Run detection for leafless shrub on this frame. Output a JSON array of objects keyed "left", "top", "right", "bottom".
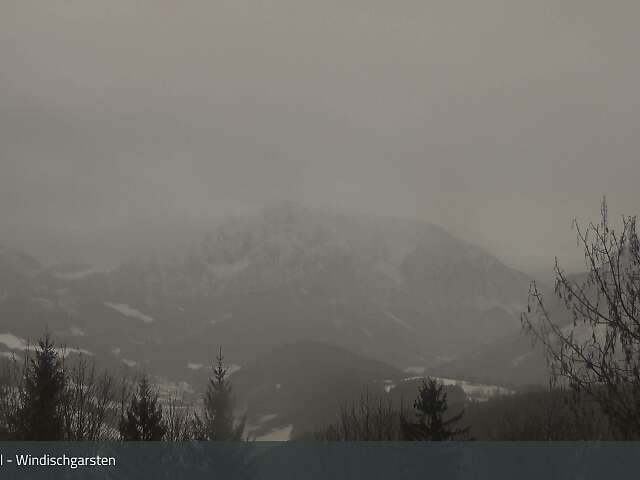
[{"left": 315, "top": 390, "right": 403, "bottom": 441}]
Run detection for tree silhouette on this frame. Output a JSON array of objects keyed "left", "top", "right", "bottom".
[
  {"left": 315, "top": 390, "right": 401, "bottom": 440},
  {"left": 61, "top": 358, "right": 118, "bottom": 440},
  {"left": 119, "top": 375, "right": 166, "bottom": 441},
  {"left": 194, "top": 347, "right": 244, "bottom": 440},
  {"left": 401, "top": 378, "right": 469, "bottom": 441},
  {"left": 12, "top": 334, "right": 66, "bottom": 440},
  {"left": 523, "top": 198, "right": 640, "bottom": 438}
]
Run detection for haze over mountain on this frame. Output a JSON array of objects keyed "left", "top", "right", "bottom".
[
  {"left": 0, "top": 203, "right": 543, "bottom": 385},
  {"left": 3, "top": 0, "right": 640, "bottom": 280}
]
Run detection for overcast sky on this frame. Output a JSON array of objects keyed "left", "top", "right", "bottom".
[{"left": 1, "top": 0, "right": 639, "bottom": 276}]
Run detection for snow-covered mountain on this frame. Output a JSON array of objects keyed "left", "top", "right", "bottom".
[{"left": 0, "top": 203, "right": 539, "bottom": 387}]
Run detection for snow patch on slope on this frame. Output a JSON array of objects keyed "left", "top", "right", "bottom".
[
  {"left": 402, "top": 375, "right": 513, "bottom": 402},
  {"left": 105, "top": 303, "right": 155, "bottom": 324},
  {"left": 53, "top": 268, "right": 102, "bottom": 280},
  {"left": 0, "top": 333, "right": 27, "bottom": 350},
  {"left": 384, "top": 310, "right": 415, "bottom": 331},
  {"left": 256, "top": 424, "right": 293, "bottom": 441},
  {"left": 0, "top": 333, "right": 92, "bottom": 357}
]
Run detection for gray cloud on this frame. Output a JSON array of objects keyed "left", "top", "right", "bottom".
[{"left": 1, "top": 0, "right": 639, "bottom": 277}]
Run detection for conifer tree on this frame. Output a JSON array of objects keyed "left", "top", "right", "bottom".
[
  {"left": 195, "top": 347, "right": 244, "bottom": 440},
  {"left": 400, "top": 378, "right": 469, "bottom": 441},
  {"left": 13, "top": 334, "right": 66, "bottom": 440},
  {"left": 119, "top": 375, "right": 167, "bottom": 441}
]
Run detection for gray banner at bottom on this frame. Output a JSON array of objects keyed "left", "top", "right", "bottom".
[{"left": 0, "top": 442, "right": 635, "bottom": 479}]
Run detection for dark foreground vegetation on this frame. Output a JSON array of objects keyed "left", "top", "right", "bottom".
[
  {"left": 0, "top": 336, "right": 245, "bottom": 441},
  {"left": 0, "top": 330, "right": 622, "bottom": 441}
]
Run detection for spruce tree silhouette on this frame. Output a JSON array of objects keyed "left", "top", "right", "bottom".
[
  {"left": 13, "top": 334, "right": 66, "bottom": 440},
  {"left": 195, "top": 347, "right": 244, "bottom": 440},
  {"left": 119, "top": 375, "right": 167, "bottom": 441},
  {"left": 401, "top": 378, "right": 469, "bottom": 441}
]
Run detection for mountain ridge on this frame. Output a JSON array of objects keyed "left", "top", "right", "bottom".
[{"left": 0, "top": 202, "right": 542, "bottom": 388}]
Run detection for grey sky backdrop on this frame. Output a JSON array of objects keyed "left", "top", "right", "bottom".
[{"left": 1, "top": 0, "right": 639, "bottom": 278}]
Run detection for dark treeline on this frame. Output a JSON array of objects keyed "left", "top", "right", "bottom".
[
  {"left": 0, "top": 331, "right": 628, "bottom": 441},
  {"left": 312, "top": 385, "right": 615, "bottom": 441},
  {"left": 313, "top": 379, "right": 470, "bottom": 441},
  {"left": 3, "top": 329, "right": 613, "bottom": 442},
  {"left": 0, "top": 334, "right": 244, "bottom": 441}
]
